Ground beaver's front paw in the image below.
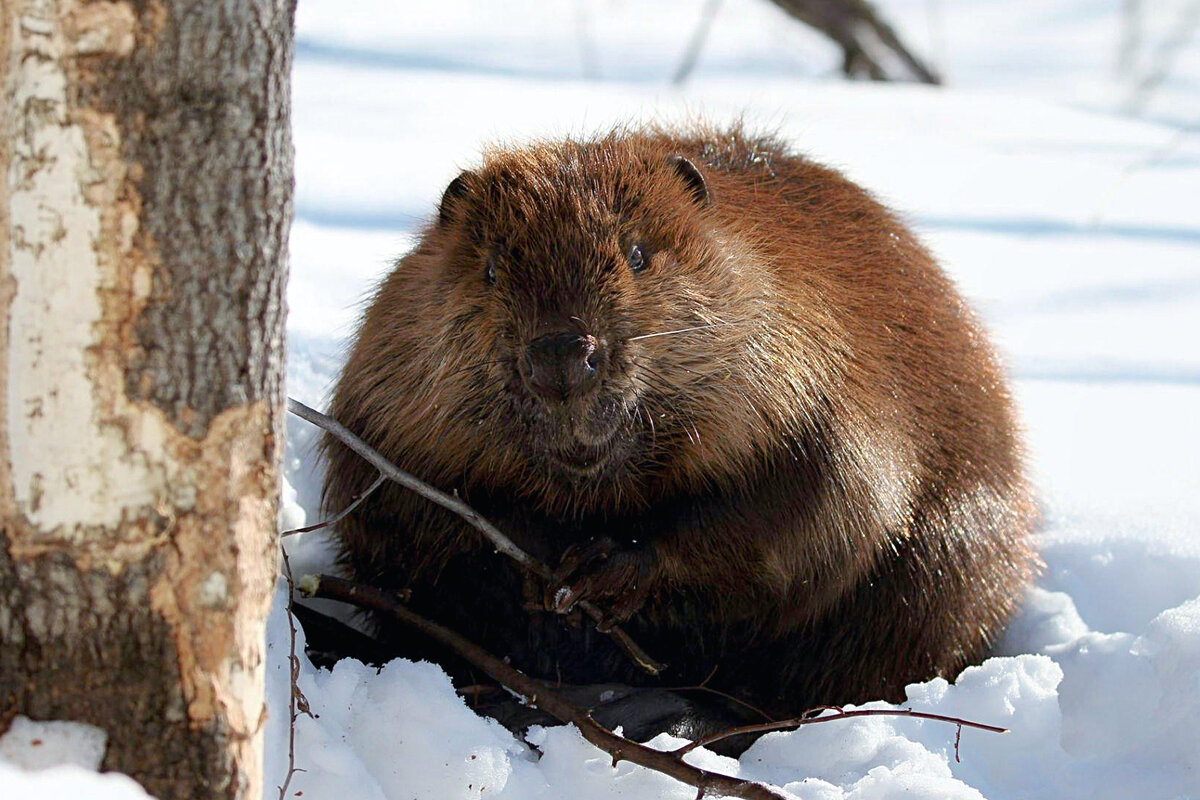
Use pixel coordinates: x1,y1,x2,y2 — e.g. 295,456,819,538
545,537,660,630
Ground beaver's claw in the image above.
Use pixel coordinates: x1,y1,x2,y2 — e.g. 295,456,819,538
545,537,659,629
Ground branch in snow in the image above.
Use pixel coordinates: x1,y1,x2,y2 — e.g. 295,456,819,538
303,573,1011,796
672,705,1008,763
300,573,790,800
285,397,666,676
276,547,312,800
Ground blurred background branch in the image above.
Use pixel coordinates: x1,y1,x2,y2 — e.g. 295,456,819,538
767,0,940,83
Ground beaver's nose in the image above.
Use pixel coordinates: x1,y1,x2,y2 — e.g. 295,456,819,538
523,332,600,402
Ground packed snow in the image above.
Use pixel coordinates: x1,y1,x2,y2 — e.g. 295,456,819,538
5,1,1198,798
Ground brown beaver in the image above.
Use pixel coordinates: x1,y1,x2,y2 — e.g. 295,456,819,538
320,124,1037,736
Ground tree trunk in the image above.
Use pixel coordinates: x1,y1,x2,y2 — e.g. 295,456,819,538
0,1,292,798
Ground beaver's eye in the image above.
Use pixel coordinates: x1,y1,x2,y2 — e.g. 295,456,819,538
485,255,497,286
627,244,646,272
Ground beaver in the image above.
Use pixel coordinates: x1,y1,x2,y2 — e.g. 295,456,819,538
320,124,1038,736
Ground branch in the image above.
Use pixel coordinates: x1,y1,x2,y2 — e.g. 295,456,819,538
301,573,789,800
281,472,386,536
667,665,776,724
286,397,665,676
276,548,311,799
673,706,1007,762
768,0,941,84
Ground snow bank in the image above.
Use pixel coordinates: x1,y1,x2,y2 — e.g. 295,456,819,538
259,559,1200,799
0,718,151,800
0,762,152,800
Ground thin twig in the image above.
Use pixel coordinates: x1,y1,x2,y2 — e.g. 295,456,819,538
667,665,777,724
301,573,789,800
673,705,1008,758
286,397,665,676
277,547,310,799
282,472,386,537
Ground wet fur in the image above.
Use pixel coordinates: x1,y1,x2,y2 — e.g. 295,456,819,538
322,125,1038,715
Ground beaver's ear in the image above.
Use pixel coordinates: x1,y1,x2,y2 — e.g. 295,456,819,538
439,170,475,225
669,155,709,207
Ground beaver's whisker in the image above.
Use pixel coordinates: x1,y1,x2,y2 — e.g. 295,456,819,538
628,321,749,342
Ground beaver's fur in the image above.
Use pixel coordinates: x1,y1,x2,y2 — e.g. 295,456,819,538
321,125,1037,723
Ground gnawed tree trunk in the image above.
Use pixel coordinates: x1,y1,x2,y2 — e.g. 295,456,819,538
0,0,292,798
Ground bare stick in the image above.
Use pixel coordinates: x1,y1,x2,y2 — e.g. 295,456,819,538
301,573,789,800
667,665,777,724
286,397,665,676
276,548,310,799
673,705,1008,759
282,472,386,537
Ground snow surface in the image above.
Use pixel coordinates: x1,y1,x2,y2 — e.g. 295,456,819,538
0,718,150,799
5,1,1198,798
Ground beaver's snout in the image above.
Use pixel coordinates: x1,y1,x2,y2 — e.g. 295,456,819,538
522,331,603,403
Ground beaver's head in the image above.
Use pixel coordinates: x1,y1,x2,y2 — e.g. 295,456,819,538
342,135,779,514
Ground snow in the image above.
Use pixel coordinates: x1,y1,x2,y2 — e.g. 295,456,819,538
0,762,153,800
0,718,150,800
0,717,108,771
4,1,1197,798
